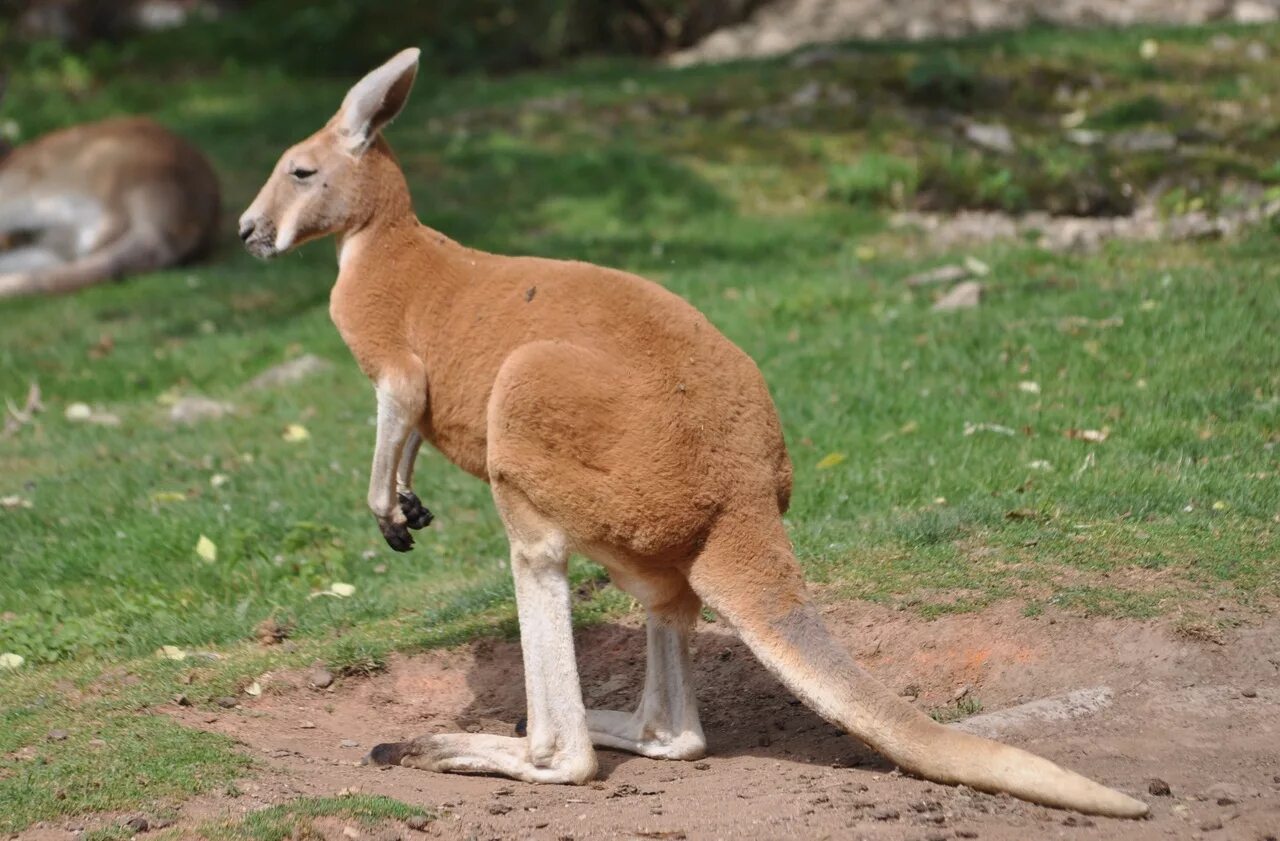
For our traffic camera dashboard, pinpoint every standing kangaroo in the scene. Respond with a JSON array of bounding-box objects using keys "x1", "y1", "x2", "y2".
[
  {"x1": 0, "y1": 116, "x2": 220, "y2": 299},
  {"x1": 239, "y1": 49, "x2": 1147, "y2": 818}
]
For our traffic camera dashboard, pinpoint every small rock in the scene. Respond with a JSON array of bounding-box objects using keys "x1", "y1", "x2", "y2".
[
  {"x1": 308, "y1": 666, "x2": 335, "y2": 689},
  {"x1": 789, "y1": 80, "x2": 822, "y2": 107},
  {"x1": 47, "y1": 729, "x2": 69, "y2": 741},
  {"x1": 932, "y1": 281, "x2": 982, "y2": 312},
  {"x1": 1199, "y1": 818, "x2": 1223, "y2": 831},
  {"x1": 1066, "y1": 128, "x2": 1102, "y2": 146},
  {"x1": 1110, "y1": 129, "x2": 1176, "y2": 154},
  {"x1": 87, "y1": 738, "x2": 106, "y2": 749},
  {"x1": 872, "y1": 808, "x2": 900, "y2": 821},
  {"x1": 1241, "y1": 687, "x2": 1258, "y2": 698},
  {"x1": 123, "y1": 815, "x2": 149, "y2": 833},
  {"x1": 956, "y1": 831, "x2": 979, "y2": 839},
  {"x1": 168, "y1": 396, "x2": 235, "y2": 425},
  {"x1": 1148, "y1": 778, "x2": 1172, "y2": 796},
  {"x1": 342, "y1": 827, "x2": 360, "y2": 840},
  {"x1": 965, "y1": 122, "x2": 1015, "y2": 154},
  {"x1": 951, "y1": 684, "x2": 972, "y2": 702},
  {"x1": 340, "y1": 739, "x2": 360, "y2": 748},
  {"x1": 173, "y1": 694, "x2": 191, "y2": 707},
  {"x1": 1204, "y1": 782, "x2": 1245, "y2": 804},
  {"x1": 1234, "y1": 1, "x2": 1278, "y2": 24},
  {"x1": 905, "y1": 264, "x2": 969, "y2": 288},
  {"x1": 300, "y1": 720, "x2": 317, "y2": 729},
  {"x1": 246, "y1": 354, "x2": 332, "y2": 390},
  {"x1": 694, "y1": 762, "x2": 710, "y2": 770},
  {"x1": 215, "y1": 696, "x2": 238, "y2": 709},
  {"x1": 487, "y1": 804, "x2": 513, "y2": 815},
  {"x1": 405, "y1": 815, "x2": 431, "y2": 831}
]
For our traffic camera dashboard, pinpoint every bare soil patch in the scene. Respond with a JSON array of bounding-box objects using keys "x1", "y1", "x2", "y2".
[{"x1": 30, "y1": 601, "x2": 1280, "y2": 839}]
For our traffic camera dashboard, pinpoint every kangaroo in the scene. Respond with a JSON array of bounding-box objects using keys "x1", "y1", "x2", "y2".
[
  {"x1": 238, "y1": 49, "x2": 1148, "y2": 818},
  {"x1": 0, "y1": 116, "x2": 220, "y2": 299}
]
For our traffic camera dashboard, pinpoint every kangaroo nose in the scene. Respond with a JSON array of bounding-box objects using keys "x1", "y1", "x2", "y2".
[{"x1": 238, "y1": 220, "x2": 256, "y2": 242}]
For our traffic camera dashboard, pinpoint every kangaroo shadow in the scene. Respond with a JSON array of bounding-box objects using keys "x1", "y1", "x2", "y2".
[{"x1": 450, "y1": 614, "x2": 893, "y2": 780}]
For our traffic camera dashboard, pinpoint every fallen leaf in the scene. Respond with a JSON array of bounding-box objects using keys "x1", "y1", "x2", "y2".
[
  {"x1": 1065, "y1": 428, "x2": 1109, "y2": 443},
  {"x1": 283, "y1": 423, "x2": 310, "y2": 443},
  {"x1": 245, "y1": 681, "x2": 262, "y2": 697},
  {"x1": 1073, "y1": 451, "x2": 1097, "y2": 478},
  {"x1": 195, "y1": 534, "x2": 218, "y2": 563},
  {"x1": 1, "y1": 495, "x2": 33, "y2": 510},
  {"x1": 1140, "y1": 38, "x2": 1159, "y2": 60},
  {"x1": 210, "y1": 473, "x2": 230, "y2": 488},
  {"x1": 855, "y1": 245, "x2": 876, "y2": 261},
  {"x1": 65, "y1": 402, "x2": 93, "y2": 421},
  {"x1": 964, "y1": 421, "x2": 1016, "y2": 436},
  {"x1": 1212, "y1": 500, "x2": 1228, "y2": 511},
  {"x1": 329, "y1": 582, "x2": 356, "y2": 598},
  {"x1": 1140, "y1": 299, "x2": 1159, "y2": 312},
  {"x1": 1005, "y1": 508, "x2": 1039, "y2": 521},
  {"x1": 157, "y1": 645, "x2": 187, "y2": 661},
  {"x1": 1027, "y1": 460, "x2": 1054, "y2": 471},
  {"x1": 815, "y1": 452, "x2": 846, "y2": 470},
  {"x1": 0, "y1": 652, "x2": 24, "y2": 669},
  {"x1": 962, "y1": 256, "x2": 990, "y2": 276},
  {"x1": 151, "y1": 491, "x2": 188, "y2": 504},
  {"x1": 1018, "y1": 381, "x2": 1041, "y2": 395}
]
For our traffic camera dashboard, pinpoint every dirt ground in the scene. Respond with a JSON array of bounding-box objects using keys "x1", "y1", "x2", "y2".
[{"x1": 26, "y1": 600, "x2": 1280, "y2": 840}]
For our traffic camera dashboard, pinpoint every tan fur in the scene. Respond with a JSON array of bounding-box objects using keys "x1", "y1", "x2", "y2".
[
  {"x1": 239, "y1": 49, "x2": 1148, "y2": 818},
  {"x1": 0, "y1": 117, "x2": 220, "y2": 299}
]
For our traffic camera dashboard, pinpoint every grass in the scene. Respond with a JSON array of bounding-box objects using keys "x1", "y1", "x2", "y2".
[{"x1": 1, "y1": 18, "x2": 1279, "y2": 837}]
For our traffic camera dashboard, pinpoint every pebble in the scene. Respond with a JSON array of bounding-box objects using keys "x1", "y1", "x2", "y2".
[
  {"x1": 309, "y1": 666, "x2": 335, "y2": 689},
  {"x1": 47, "y1": 729, "x2": 68, "y2": 741},
  {"x1": 215, "y1": 696, "x2": 238, "y2": 709},
  {"x1": 1241, "y1": 687, "x2": 1258, "y2": 698},
  {"x1": 872, "y1": 808, "x2": 900, "y2": 821},
  {"x1": 405, "y1": 815, "x2": 431, "y2": 831},
  {"x1": 1199, "y1": 818, "x2": 1223, "y2": 831},
  {"x1": 1148, "y1": 778, "x2": 1172, "y2": 796},
  {"x1": 123, "y1": 816, "x2": 149, "y2": 833},
  {"x1": 340, "y1": 739, "x2": 360, "y2": 748},
  {"x1": 300, "y1": 720, "x2": 317, "y2": 729}
]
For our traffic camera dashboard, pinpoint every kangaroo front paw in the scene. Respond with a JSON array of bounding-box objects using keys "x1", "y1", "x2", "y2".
[
  {"x1": 378, "y1": 519, "x2": 415, "y2": 552},
  {"x1": 398, "y1": 491, "x2": 434, "y2": 530}
]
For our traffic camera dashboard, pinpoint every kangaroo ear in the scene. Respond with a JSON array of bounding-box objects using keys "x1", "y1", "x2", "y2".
[{"x1": 335, "y1": 47, "x2": 420, "y2": 154}]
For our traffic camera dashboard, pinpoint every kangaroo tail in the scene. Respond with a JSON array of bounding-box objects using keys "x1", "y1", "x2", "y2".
[{"x1": 686, "y1": 511, "x2": 1148, "y2": 819}]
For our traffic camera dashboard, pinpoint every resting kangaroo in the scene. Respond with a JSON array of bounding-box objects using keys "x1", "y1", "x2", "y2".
[
  {"x1": 239, "y1": 49, "x2": 1148, "y2": 818},
  {"x1": 0, "y1": 116, "x2": 220, "y2": 299}
]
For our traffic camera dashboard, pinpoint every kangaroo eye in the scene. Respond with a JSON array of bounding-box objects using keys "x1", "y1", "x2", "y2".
[{"x1": 290, "y1": 167, "x2": 317, "y2": 181}]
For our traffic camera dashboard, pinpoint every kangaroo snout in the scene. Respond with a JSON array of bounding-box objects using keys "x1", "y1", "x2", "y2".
[{"x1": 237, "y1": 210, "x2": 277, "y2": 259}]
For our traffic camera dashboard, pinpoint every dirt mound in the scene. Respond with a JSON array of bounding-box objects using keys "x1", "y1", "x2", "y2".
[
  {"x1": 671, "y1": 0, "x2": 1280, "y2": 66},
  {"x1": 123, "y1": 600, "x2": 1277, "y2": 840}
]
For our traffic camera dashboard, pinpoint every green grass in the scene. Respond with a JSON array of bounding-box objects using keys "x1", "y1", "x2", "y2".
[
  {"x1": 2, "y1": 19, "x2": 1279, "y2": 837},
  {"x1": 200, "y1": 795, "x2": 432, "y2": 841}
]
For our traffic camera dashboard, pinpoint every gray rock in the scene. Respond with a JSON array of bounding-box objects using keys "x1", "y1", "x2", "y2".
[
  {"x1": 965, "y1": 122, "x2": 1015, "y2": 154},
  {"x1": 308, "y1": 665, "x2": 335, "y2": 689},
  {"x1": 905, "y1": 264, "x2": 970, "y2": 288},
  {"x1": 1109, "y1": 129, "x2": 1177, "y2": 153},
  {"x1": 169, "y1": 395, "x2": 235, "y2": 425},
  {"x1": 932, "y1": 281, "x2": 983, "y2": 312},
  {"x1": 246, "y1": 354, "x2": 332, "y2": 390}
]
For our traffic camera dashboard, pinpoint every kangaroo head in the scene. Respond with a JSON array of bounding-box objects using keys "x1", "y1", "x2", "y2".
[{"x1": 238, "y1": 48, "x2": 420, "y2": 259}]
